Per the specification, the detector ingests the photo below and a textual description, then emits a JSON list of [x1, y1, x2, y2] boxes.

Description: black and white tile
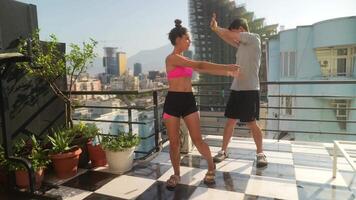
[[9, 137, 355, 200]]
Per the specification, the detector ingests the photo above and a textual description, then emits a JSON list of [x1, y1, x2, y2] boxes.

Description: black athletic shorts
[[224, 90, 260, 122], [163, 91, 198, 118]]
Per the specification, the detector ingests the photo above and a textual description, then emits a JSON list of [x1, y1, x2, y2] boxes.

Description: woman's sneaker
[[213, 150, 228, 163], [256, 153, 268, 168]]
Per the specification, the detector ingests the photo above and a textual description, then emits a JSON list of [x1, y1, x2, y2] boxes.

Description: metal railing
[[70, 79, 356, 160], [70, 88, 168, 160], [194, 80, 356, 139]]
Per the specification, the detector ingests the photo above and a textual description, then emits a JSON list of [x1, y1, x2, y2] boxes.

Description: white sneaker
[[256, 153, 268, 168], [213, 150, 228, 163]]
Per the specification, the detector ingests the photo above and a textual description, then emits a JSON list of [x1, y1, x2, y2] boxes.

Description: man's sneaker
[[256, 153, 268, 168], [213, 150, 228, 163]]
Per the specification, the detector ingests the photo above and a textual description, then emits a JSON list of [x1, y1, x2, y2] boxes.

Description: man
[[210, 13, 267, 167]]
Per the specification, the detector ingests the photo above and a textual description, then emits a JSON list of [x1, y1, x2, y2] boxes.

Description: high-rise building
[[134, 63, 142, 76], [103, 47, 118, 75], [189, 0, 277, 109], [148, 71, 159, 80], [117, 52, 127, 76], [183, 50, 193, 59]]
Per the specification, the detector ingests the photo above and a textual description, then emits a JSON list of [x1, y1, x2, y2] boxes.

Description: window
[[336, 48, 348, 76], [353, 47, 356, 73], [316, 49, 332, 77], [283, 52, 288, 76], [289, 52, 296, 76], [280, 51, 296, 77], [316, 46, 355, 77], [285, 97, 293, 115], [281, 96, 293, 115], [80, 84, 88, 91], [332, 99, 349, 130]]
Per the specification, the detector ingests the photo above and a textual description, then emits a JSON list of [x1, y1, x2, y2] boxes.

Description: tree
[[18, 30, 97, 127]]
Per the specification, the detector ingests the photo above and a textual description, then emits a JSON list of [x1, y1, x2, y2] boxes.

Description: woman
[[164, 19, 239, 189]]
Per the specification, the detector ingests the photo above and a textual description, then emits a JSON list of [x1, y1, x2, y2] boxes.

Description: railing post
[[128, 108, 133, 133], [333, 142, 338, 178], [153, 91, 161, 150]]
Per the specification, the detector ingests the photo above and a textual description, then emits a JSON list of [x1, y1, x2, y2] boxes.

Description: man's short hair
[[228, 18, 249, 32]]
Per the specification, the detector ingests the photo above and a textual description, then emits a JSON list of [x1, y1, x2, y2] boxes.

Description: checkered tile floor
[[11, 136, 356, 200]]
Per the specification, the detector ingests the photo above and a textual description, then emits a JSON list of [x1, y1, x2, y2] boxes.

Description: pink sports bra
[[167, 66, 193, 79]]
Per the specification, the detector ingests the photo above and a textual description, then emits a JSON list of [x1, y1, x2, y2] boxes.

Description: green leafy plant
[[69, 122, 86, 138], [7, 135, 50, 171], [17, 29, 97, 127], [84, 123, 100, 140], [47, 129, 74, 154], [0, 145, 6, 168], [69, 122, 100, 140], [101, 132, 141, 152]]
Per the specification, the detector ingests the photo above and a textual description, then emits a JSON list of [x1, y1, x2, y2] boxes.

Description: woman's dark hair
[[228, 18, 249, 32], [168, 19, 188, 45]]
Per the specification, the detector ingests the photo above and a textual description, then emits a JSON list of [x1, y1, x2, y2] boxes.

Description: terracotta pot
[[87, 141, 107, 168], [15, 168, 44, 189], [49, 147, 82, 179], [72, 136, 90, 168]]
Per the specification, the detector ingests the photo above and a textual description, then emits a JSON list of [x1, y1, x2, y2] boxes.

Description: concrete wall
[[0, 0, 66, 142]]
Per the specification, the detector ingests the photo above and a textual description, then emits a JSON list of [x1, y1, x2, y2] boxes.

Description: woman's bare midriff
[[167, 77, 192, 92]]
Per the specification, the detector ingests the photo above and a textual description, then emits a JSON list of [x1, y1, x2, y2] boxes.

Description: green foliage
[[27, 135, 51, 171], [18, 29, 97, 85], [0, 145, 6, 168], [101, 132, 141, 152], [47, 128, 74, 154], [66, 39, 98, 93], [17, 30, 66, 83], [6, 135, 50, 171], [17, 28, 98, 125], [84, 123, 100, 139], [69, 122, 86, 138], [69, 122, 100, 140]]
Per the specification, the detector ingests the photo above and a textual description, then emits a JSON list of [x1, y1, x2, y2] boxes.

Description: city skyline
[[17, 0, 356, 58]]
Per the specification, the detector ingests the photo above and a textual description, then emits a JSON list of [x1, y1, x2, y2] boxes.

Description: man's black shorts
[[224, 90, 260, 122]]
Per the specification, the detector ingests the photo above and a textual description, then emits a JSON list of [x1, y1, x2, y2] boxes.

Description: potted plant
[[7, 135, 50, 189], [48, 128, 82, 179], [83, 124, 107, 168], [101, 132, 140, 173], [68, 122, 91, 168], [68, 122, 106, 168]]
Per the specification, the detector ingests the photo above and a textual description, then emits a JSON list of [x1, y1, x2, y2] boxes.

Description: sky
[[18, 0, 356, 57]]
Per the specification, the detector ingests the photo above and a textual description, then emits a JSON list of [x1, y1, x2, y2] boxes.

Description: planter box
[[87, 141, 107, 168], [105, 147, 135, 174], [49, 147, 82, 179], [15, 169, 44, 189], [72, 136, 90, 168]]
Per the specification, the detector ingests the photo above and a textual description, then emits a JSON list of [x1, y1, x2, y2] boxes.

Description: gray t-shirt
[[230, 32, 261, 91]]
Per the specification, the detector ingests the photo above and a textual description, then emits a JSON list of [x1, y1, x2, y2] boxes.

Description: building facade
[[266, 16, 356, 142], [103, 47, 118, 75], [71, 73, 102, 100], [189, 0, 277, 109], [133, 62, 142, 76], [117, 52, 127, 76]]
